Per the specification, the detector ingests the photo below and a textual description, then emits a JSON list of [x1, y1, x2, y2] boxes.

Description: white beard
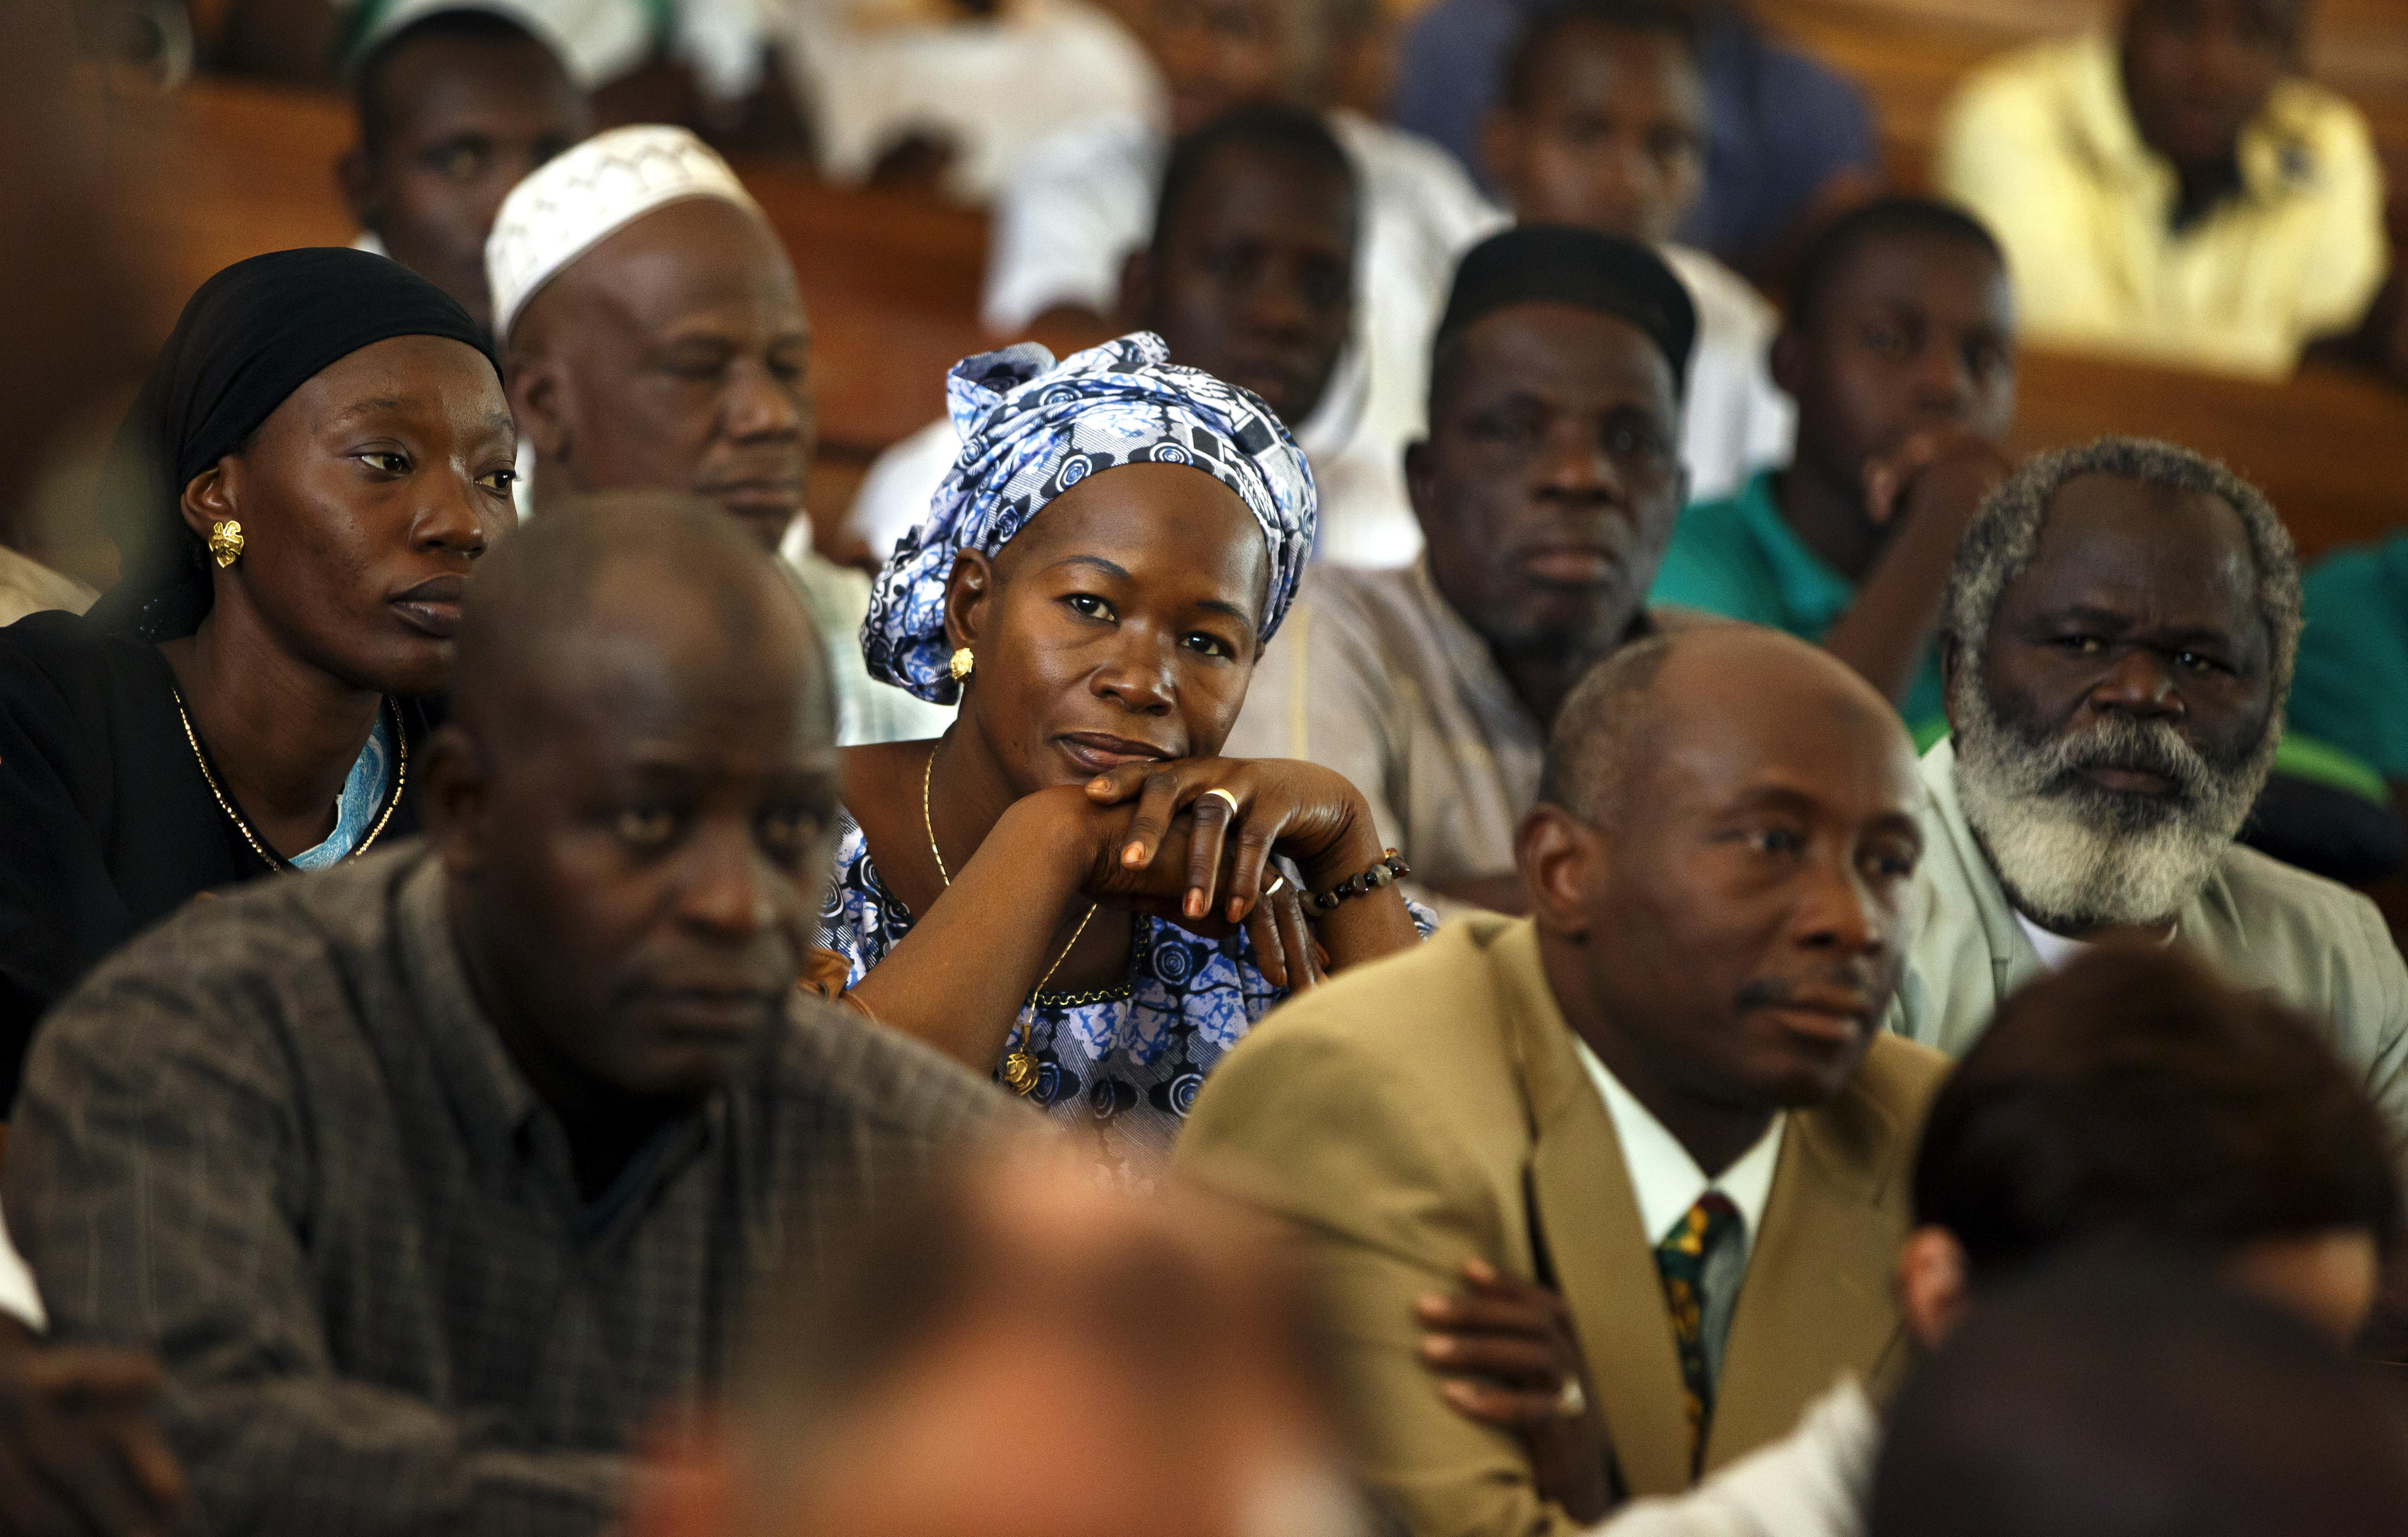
[[1951, 674, 2276, 933]]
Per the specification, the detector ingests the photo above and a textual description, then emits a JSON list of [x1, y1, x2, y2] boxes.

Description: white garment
[[1658, 244, 1794, 504], [842, 337, 1412, 569], [352, 0, 769, 102], [2012, 910, 2091, 972], [775, 521, 957, 745], [1596, 1377, 1878, 1537], [981, 110, 1497, 567], [0, 1208, 46, 1332], [1574, 1037, 1783, 1380], [789, 0, 1158, 204]]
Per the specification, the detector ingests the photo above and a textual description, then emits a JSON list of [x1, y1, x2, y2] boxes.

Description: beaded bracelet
[[1306, 849, 1410, 913]]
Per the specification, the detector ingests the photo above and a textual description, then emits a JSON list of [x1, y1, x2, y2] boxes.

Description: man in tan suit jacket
[[1176, 626, 1952, 1536]]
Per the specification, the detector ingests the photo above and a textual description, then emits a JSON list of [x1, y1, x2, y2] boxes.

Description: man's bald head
[[431, 492, 843, 1111], [502, 197, 816, 553], [1521, 623, 1928, 1132], [453, 490, 833, 755], [1540, 623, 1914, 831]]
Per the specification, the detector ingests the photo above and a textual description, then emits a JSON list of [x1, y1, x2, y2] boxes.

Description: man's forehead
[[1451, 303, 1675, 403], [1648, 645, 1919, 809], [1173, 151, 1353, 244], [557, 198, 799, 321], [2012, 474, 2259, 615]]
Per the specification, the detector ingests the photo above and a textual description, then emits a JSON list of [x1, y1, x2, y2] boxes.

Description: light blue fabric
[[861, 332, 1317, 705], [289, 708, 395, 871]]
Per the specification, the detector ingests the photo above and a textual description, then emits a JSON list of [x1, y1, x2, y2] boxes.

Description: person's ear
[[1769, 323, 1804, 400], [1115, 247, 1153, 332], [509, 350, 572, 470], [1480, 109, 1525, 209], [179, 460, 239, 540], [942, 549, 997, 656], [1894, 1226, 1972, 1350], [1516, 803, 1601, 940], [422, 722, 493, 877], [337, 144, 377, 229]]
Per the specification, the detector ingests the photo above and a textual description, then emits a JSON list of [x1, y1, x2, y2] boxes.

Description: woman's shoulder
[[0, 609, 171, 721]]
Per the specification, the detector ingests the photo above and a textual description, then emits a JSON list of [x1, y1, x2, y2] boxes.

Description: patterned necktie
[[1652, 1191, 1742, 1474]]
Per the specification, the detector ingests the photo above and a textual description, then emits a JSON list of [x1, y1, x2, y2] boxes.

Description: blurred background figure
[[1479, 0, 1791, 502], [1937, 0, 2388, 379], [788, 0, 1158, 202], [1394, 0, 1879, 278], [340, 5, 592, 334], [627, 1144, 1369, 1537], [1866, 1253, 2408, 1537]]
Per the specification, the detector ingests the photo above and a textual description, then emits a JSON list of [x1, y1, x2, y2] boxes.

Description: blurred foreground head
[[633, 1143, 1366, 1537], [1869, 1251, 2408, 1537]]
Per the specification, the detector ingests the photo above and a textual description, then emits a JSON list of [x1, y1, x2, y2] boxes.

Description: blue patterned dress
[[819, 816, 1427, 1172]]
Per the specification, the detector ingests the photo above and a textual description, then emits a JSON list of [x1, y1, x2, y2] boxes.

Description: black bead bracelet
[[1306, 849, 1410, 913]]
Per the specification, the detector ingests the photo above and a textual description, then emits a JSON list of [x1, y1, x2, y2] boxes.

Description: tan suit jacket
[[1174, 916, 1949, 1537]]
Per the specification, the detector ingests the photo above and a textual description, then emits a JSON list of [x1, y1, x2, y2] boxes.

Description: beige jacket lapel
[[1706, 1063, 1916, 1470], [1491, 924, 1695, 1498]]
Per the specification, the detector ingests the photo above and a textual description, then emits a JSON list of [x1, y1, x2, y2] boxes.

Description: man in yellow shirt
[[1935, 0, 2387, 378]]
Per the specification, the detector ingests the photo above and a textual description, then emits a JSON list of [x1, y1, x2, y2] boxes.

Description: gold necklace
[[175, 688, 406, 872], [923, 745, 1101, 1096]]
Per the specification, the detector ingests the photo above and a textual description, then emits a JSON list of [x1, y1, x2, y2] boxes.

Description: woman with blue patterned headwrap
[[822, 332, 1427, 1171]]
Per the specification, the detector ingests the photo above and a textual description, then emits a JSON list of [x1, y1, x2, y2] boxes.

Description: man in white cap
[[486, 123, 951, 744]]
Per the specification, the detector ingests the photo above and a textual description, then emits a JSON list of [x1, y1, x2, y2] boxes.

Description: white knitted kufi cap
[[485, 124, 762, 343]]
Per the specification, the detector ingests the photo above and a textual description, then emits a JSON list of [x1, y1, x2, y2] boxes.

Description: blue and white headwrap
[[863, 332, 1317, 704]]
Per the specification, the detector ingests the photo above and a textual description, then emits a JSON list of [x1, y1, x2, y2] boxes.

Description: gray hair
[[1941, 437, 2303, 705]]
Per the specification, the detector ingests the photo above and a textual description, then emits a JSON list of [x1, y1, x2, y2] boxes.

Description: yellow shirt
[[1935, 33, 2389, 377]]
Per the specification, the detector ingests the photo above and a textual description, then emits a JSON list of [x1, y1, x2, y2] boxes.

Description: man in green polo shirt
[[1649, 199, 2015, 748]]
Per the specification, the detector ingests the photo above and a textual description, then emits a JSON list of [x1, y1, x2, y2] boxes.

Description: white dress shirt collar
[[1572, 1037, 1784, 1251]]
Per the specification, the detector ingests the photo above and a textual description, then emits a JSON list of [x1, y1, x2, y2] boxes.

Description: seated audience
[[822, 334, 1423, 1170], [1223, 227, 1693, 916], [0, 249, 509, 1098], [1649, 199, 2015, 747], [1935, 0, 2389, 379], [2, 496, 1012, 1535], [791, 0, 1158, 203], [485, 123, 951, 746], [1587, 943, 2403, 1536], [1180, 624, 1951, 1531], [848, 105, 1406, 568], [1896, 436, 2408, 1140], [1392, 0, 1879, 272], [982, 0, 1496, 567], [631, 1144, 1366, 1537], [341, 6, 591, 335], [1481, 0, 1790, 501], [1866, 1256, 2408, 1537]]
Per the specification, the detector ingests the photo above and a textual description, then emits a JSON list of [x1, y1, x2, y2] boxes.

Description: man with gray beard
[[1888, 436, 2408, 1141]]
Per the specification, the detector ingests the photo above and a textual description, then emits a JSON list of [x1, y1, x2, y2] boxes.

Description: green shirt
[[2290, 533, 2408, 783], [1649, 470, 1949, 747]]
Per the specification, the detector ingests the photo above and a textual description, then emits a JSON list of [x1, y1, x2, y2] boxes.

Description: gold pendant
[[1000, 1050, 1039, 1096]]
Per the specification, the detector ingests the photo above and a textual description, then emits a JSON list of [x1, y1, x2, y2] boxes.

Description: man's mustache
[[2030, 715, 2216, 804]]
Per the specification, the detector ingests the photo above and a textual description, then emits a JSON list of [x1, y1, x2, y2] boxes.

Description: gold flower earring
[[949, 647, 975, 682], [207, 520, 244, 568]]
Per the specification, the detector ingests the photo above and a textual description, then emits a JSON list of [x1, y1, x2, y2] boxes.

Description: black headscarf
[[87, 247, 498, 641], [1433, 225, 1699, 396]]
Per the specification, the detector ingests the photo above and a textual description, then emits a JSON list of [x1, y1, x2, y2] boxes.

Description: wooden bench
[[98, 73, 2408, 562]]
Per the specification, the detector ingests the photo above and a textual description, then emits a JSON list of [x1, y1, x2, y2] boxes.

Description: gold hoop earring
[[949, 647, 975, 682], [207, 520, 244, 568]]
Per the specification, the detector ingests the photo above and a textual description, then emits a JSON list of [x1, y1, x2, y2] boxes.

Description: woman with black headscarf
[[0, 249, 514, 1097]]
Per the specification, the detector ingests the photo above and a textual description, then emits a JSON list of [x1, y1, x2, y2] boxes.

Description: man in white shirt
[[1890, 436, 2408, 1145], [846, 105, 1401, 566], [981, 0, 1498, 568], [485, 125, 952, 746], [787, 0, 1159, 204], [1589, 944, 2399, 1536], [1479, 0, 1792, 501]]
